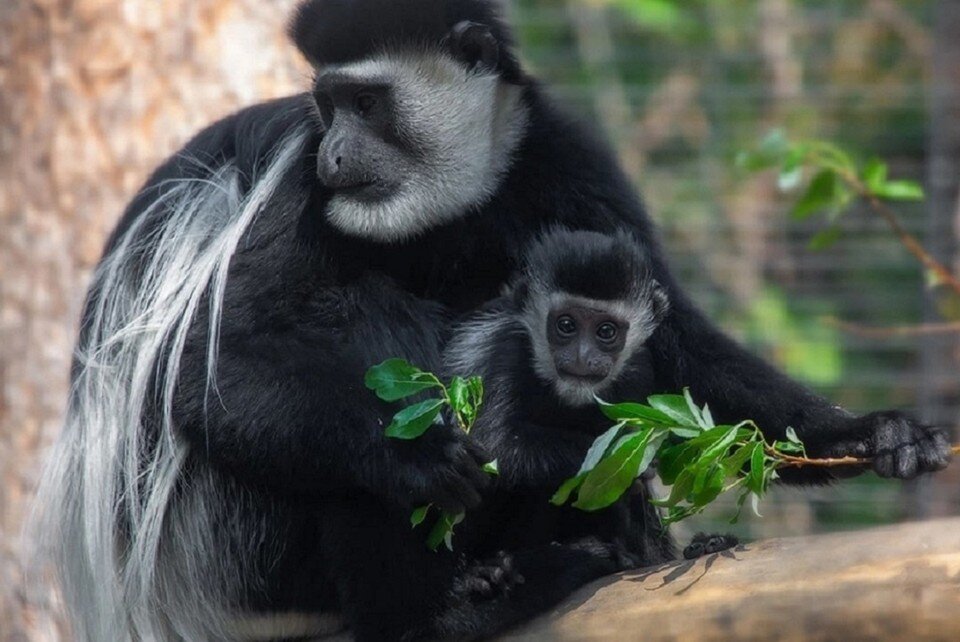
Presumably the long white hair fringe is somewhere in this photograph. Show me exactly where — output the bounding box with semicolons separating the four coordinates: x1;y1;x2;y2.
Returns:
32;127;310;641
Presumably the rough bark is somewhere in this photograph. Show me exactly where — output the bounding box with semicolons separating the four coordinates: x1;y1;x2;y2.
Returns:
504;518;960;642
0;2;304;639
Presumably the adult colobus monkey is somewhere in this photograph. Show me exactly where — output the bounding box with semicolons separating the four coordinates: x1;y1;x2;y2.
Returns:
37;0;950;640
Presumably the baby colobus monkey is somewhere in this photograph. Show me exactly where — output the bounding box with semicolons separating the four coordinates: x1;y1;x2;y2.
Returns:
446;228;676;563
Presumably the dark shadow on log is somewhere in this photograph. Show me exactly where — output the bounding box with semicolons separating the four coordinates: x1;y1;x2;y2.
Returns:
501;518;960;641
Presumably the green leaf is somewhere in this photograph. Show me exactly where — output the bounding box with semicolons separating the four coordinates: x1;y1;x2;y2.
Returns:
745;443;767;494
467;376;484;403
760;129;789;156
647;394;700;427
550;472;587;506
426;511;465;551
652;466;695;508
808;141;856;174
365;359;441;401
577;424;625;475
482;460;499;475
777;146;807;191
410;505;431;528
785;427;801;444
448;377;469;413
573;428;659;511
791;169;838;220
736;129;789;172
612;0;690;35
808;226;842;251
700;425;739;462
722;443;756;476
690;464;726;506
597;399;673;425
730;488;749;524
682;389;711;429
862;157;888;192
874;180;924;201
384;399;444;440
662;504;701;525
658;441;698;485
773;440;805;455
700;404;715;428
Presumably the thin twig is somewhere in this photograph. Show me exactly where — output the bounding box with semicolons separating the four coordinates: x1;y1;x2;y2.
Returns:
832;165;960;297
774;445;960;468
864;193;960;296
823;317;960;338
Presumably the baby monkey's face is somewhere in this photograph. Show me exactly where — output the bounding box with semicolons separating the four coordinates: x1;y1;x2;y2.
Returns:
546;302;630;386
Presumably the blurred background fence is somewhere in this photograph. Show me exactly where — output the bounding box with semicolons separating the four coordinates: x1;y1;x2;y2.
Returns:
1;0;957;639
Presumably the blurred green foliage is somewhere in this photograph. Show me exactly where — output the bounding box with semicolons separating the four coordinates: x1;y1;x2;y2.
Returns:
511;0;948;537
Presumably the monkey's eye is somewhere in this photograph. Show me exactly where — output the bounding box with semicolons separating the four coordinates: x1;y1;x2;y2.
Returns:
556;316;577;336
354;92;378;115
596;322;618;342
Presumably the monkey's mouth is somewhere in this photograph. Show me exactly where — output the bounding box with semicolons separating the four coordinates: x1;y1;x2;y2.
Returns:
557;371;607;385
336;180;396;202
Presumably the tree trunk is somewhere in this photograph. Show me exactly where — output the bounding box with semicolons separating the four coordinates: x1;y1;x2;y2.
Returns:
0;2;303;638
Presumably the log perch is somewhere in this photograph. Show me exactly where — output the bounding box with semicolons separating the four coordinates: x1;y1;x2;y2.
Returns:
503;518;960;641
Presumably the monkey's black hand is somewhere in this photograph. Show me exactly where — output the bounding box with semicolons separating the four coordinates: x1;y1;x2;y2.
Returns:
562;536;640;573
397;429;491;514
452;552;525;602
682;533;739;560
824;411;951;479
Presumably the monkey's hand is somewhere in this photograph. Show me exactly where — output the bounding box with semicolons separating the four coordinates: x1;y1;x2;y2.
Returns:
682;533;739;559
451;552;525;602
395;429;491;514
824;411;951;479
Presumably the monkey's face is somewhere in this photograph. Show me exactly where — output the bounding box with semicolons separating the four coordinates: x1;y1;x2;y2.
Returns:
522;287;666;408
546;303;628;393
310;46;528;243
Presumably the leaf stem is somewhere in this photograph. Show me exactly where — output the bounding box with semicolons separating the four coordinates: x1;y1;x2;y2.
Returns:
827;162;960;297
770;444;960;468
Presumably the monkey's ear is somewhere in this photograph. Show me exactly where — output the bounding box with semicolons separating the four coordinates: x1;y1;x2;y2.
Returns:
506;277;530;308
650;280;670;323
447;21;500;72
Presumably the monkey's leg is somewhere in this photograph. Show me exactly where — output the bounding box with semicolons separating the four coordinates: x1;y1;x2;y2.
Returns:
418;537;637;640
317;496;461;642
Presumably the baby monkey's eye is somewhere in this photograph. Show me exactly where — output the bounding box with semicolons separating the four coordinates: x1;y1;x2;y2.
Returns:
596;322;618;342
556;316;577;336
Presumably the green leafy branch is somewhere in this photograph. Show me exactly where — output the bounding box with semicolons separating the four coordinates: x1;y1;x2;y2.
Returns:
365;359;494;550
551;390;901;525
368;362;959;535
736;130;960;300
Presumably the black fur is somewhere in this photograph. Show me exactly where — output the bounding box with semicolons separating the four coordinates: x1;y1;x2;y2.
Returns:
291;0;523;82
447;230;674;565
682;533;739;560
521;228;657;302
83;1;952;640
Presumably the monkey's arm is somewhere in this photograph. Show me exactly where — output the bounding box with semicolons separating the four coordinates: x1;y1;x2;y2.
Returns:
172;273;489;511
650;288;951;483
